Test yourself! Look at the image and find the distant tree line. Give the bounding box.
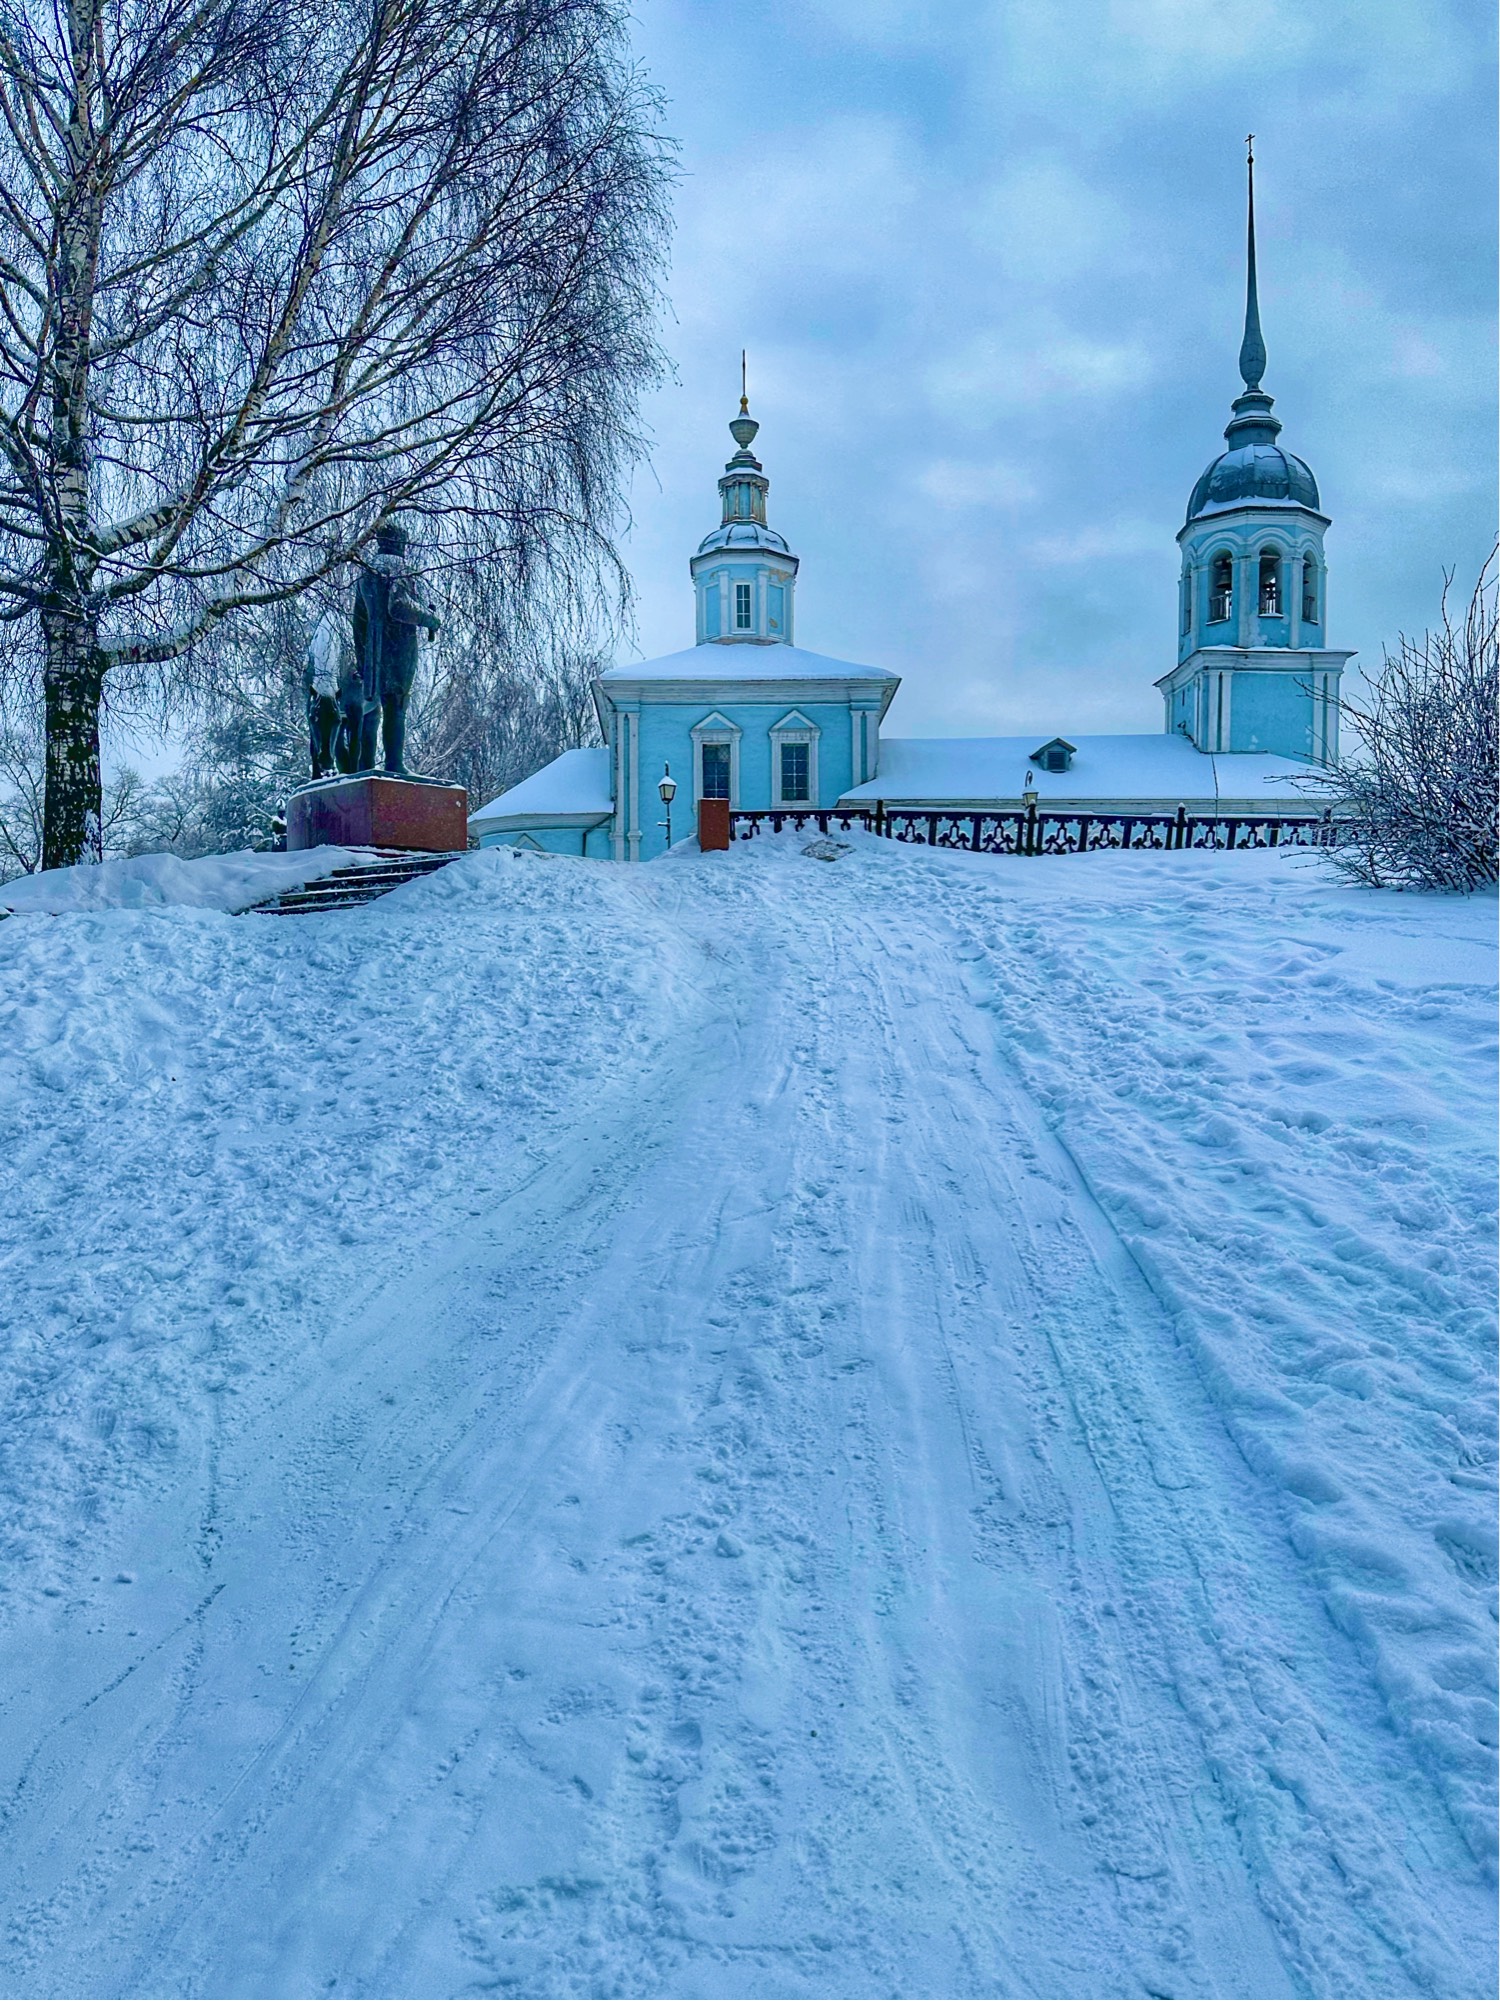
[0,0,672,869]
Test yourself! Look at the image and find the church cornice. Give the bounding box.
[1176,503,1330,542]
[1155,646,1355,692]
[598,674,899,720]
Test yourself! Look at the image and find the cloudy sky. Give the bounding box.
[614,0,1496,738]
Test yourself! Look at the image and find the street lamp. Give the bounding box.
[1021,767,1038,810]
[658,763,677,851]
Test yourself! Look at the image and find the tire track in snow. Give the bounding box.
[860,848,1489,1997]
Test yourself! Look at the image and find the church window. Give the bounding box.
[1180,568,1192,636]
[1301,556,1319,625]
[1209,554,1233,624]
[701,742,731,799]
[779,741,810,802]
[734,582,753,630]
[1259,551,1282,616]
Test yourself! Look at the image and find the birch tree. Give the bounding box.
[0,0,670,865]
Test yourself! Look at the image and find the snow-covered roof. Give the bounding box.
[841,733,1319,807]
[469,746,613,830]
[599,642,898,685]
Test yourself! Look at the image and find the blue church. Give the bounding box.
[471,158,1351,861]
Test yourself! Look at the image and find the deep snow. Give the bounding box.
[0,846,374,916]
[0,838,1493,1999]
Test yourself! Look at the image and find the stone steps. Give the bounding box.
[248,851,466,915]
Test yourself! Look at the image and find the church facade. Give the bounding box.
[471,160,1351,862]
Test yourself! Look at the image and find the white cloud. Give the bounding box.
[968,158,1141,286]
[1025,520,1162,566]
[616,0,1492,737]
[916,459,1039,509]
[925,329,1151,426]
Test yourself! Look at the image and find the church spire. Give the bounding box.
[1239,135,1267,393]
[1221,139,1281,450]
[690,363,799,645]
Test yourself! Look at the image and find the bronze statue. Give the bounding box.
[302,611,359,779]
[351,521,441,775]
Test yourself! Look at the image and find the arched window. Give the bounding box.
[1180,567,1192,636]
[1258,550,1282,617]
[1209,553,1233,624]
[1301,555,1319,626]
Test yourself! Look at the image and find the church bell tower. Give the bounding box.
[691,360,800,645]
[1157,144,1353,763]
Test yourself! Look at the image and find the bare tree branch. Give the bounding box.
[0,0,672,864]
[1300,549,1498,892]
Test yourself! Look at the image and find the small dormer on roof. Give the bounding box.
[1030,737,1077,772]
[691,356,800,645]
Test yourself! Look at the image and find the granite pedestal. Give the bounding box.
[287,774,468,853]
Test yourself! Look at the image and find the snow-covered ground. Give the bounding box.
[0,845,375,916]
[0,837,1493,1999]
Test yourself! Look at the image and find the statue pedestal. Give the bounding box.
[287,774,468,853]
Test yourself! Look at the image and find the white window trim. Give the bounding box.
[697,567,725,643]
[691,711,742,807]
[733,579,754,632]
[769,709,821,808]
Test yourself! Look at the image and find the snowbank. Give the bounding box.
[0,845,373,916]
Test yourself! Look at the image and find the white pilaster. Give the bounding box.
[626,710,641,860]
[611,719,626,860]
[1235,553,1253,649]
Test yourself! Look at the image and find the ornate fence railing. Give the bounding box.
[727,803,1344,855]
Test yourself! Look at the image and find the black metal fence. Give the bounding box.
[728,803,1344,855]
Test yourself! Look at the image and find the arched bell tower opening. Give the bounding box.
[1159,142,1353,762]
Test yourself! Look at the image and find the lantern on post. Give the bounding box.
[657,763,678,851]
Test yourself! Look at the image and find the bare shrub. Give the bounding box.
[1310,552,1497,892]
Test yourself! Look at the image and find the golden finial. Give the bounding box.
[739,348,749,414]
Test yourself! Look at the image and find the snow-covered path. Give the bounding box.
[0,842,1493,1998]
